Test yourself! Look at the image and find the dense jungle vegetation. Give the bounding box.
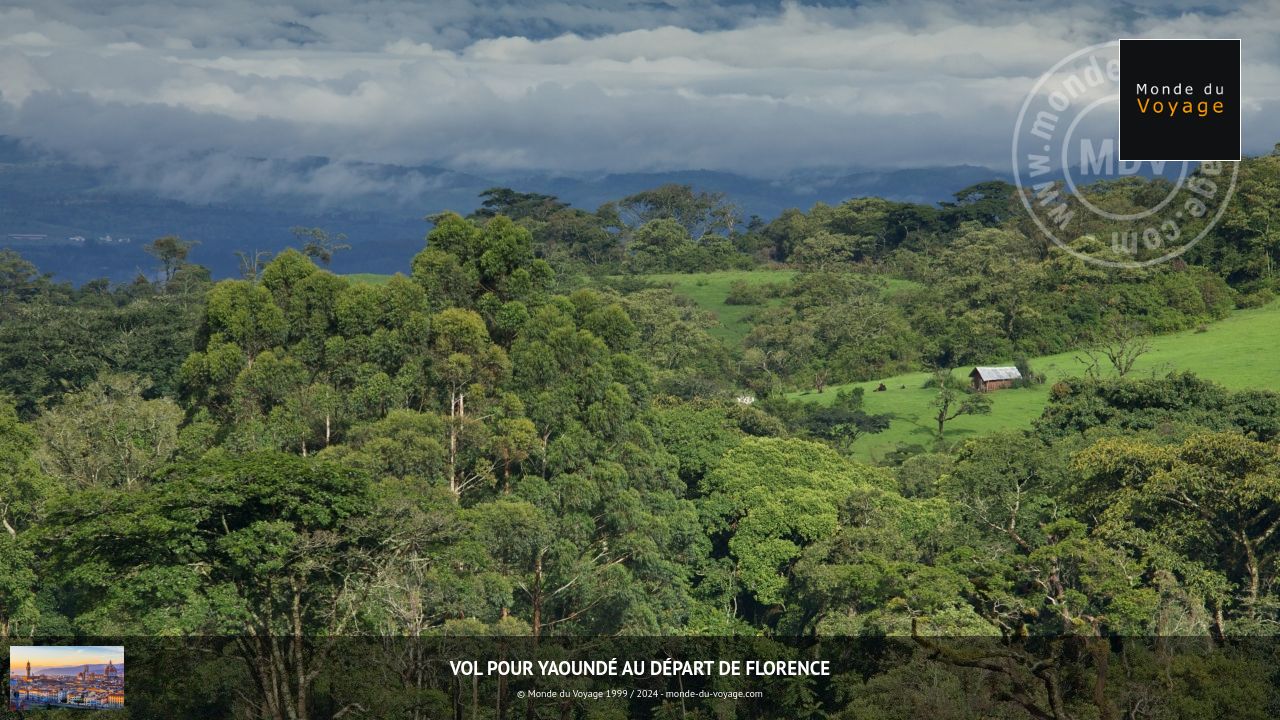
[3,151,1280,719]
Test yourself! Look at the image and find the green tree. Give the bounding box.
[0,532,38,640]
[0,249,45,307]
[796,388,892,452]
[144,235,198,282]
[1036,372,1280,442]
[48,452,375,719]
[0,287,200,419]
[615,183,738,239]
[291,226,351,266]
[0,397,50,537]
[618,288,734,397]
[1088,313,1153,378]
[36,374,183,489]
[413,213,553,314]
[931,370,992,440]
[202,279,287,362]
[939,181,1017,227]
[783,483,972,636]
[1200,152,1280,283]
[429,308,512,499]
[1077,432,1280,632]
[701,437,894,610]
[927,432,1165,720]
[470,187,568,222]
[0,398,49,639]
[534,207,617,266]
[626,218,694,273]
[791,230,864,270]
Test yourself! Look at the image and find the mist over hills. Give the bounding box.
[0,136,1004,283]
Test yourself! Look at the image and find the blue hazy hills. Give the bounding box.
[0,136,1004,283]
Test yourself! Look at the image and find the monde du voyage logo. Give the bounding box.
[1013,39,1241,268]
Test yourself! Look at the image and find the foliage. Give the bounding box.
[0,273,204,418]
[291,226,351,266]
[1037,372,1280,442]
[931,369,992,440]
[143,235,198,282]
[4,166,1280,716]
[701,437,894,608]
[36,373,183,489]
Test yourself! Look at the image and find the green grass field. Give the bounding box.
[792,300,1280,463]
[345,272,395,285]
[640,270,919,344]
[639,270,796,343]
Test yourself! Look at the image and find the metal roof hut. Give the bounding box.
[969,366,1022,392]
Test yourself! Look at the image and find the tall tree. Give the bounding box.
[615,184,738,238]
[291,227,351,267]
[429,308,511,499]
[144,235,198,282]
[36,374,183,489]
[47,452,376,720]
[701,437,894,612]
[1077,432,1280,631]
[470,188,568,222]
[0,398,46,537]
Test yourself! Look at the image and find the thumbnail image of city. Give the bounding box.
[8,646,124,711]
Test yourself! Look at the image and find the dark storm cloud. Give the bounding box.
[1,0,1278,202]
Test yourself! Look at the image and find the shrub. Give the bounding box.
[725,280,768,306]
[1014,356,1045,387]
[1238,288,1276,309]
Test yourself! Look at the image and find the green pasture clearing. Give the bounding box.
[792,300,1280,463]
[638,270,796,343]
[345,273,395,285]
[639,270,918,344]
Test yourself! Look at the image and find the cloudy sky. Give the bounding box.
[2,0,1279,187]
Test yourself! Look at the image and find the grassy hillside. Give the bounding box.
[639,270,796,343]
[639,270,920,344]
[345,272,395,285]
[792,300,1280,463]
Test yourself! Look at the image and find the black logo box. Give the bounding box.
[1119,38,1241,161]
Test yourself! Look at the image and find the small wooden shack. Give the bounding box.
[969,366,1022,392]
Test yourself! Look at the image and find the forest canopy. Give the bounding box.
[4,157,1280,719]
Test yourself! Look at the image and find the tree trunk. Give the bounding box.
[292,583,308,720]
[531,552,543,639]
[448,391,465,498]
[1088,637,1117,720]
[1242,532,1261,611]
[498,673,507,720]
[453,673,464,720]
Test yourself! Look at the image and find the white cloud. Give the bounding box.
[0,0,1276,196]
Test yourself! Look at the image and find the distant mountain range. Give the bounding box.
[26,663,124,677]
[0,135,1007,283]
